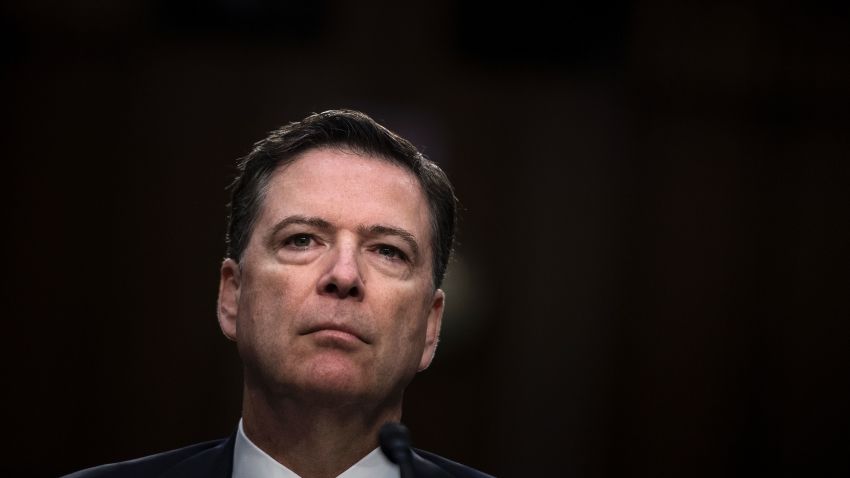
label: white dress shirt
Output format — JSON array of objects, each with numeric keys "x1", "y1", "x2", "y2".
[{"x1": 232, "y1": 419, "x2": 400, "y2": 478}]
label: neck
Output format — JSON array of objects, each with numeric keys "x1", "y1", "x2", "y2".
[{"x1": 241, "y1": 382, "x2": 403, "y2": 478}]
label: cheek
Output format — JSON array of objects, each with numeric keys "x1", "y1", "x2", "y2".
[
  {"x1": 236, "y1": 282, "x2": 299, "y2": 377},
  {"x1": 382, "y1": 292, "x2": 431, "y2": 344},
  {"x1": 237, "y1": 272, "x2": 296, "y2": 344}
]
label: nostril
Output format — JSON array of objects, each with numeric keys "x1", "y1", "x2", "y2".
[{"x1": 320, "y1": 280, "x2": 361, "y2": 299}]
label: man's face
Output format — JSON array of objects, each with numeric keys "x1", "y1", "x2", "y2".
[{"x1": 217, "y1": 147, "x2": 444, "y2": 407}]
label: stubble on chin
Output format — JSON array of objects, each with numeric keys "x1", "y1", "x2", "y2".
[{"x1": 244, "y1": 334, "x2": 380, "y2": 409}]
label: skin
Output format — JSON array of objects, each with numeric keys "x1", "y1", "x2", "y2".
[{"x1": 217, "y1": 147, "x2": 445, "y2": 478}]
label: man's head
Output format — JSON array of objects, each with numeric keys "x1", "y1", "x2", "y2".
[
  {"x1": 217, "y1": 110, "x2": 456, "y2": 409},
  {"x1": 225, "y1": 109, "x2": 456, "y2": 289}
]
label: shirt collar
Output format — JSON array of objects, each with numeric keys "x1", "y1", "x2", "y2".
[{"x1": 232, "y1": 419, "x2": 399, "y2": 478}]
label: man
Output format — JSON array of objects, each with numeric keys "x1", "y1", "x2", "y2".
[{"x1": 65, "y1": 110, "x2": 493, "y2": 478}]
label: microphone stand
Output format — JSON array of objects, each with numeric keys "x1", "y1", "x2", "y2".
[{"x1": 379, "y1": 422, "x2": 416, "y2": 478}]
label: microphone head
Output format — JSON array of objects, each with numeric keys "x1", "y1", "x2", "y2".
[{"x1": 379, "y1": 422, "x2": 413, "y2": 464}]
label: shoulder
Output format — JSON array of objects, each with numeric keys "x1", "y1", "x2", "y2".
[
  {"x1": 61, "y1": 437, "x2": 233, "y2": 478},
  {"x1": 413, "y1": 448, "x2": 496, "y2": 478}
]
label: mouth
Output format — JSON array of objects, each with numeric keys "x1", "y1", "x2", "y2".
[{"x1": 301, "y1": 323, "x2": 370, "y2": 345}]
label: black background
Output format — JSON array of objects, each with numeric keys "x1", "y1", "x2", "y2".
[{"x1": 3, "y1": 1, "x2": 849, "y2": 476}]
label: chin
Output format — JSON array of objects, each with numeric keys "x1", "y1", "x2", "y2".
[{"x1": 294, "y1": 359, "x2": 380, "y2": 404}]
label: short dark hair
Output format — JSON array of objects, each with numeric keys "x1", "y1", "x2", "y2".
[{"x1": 225, "y1": 109, "x2": 457, "y2": 288}]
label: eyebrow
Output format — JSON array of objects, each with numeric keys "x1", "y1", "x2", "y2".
[
  {"x1": 267, "y1": 215, "x2": 333, "y2": 243},
  {"x1": 266, "y1": 215, "x2": 421, "y2": 262}
]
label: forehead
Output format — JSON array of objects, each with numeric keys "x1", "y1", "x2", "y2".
[{"x1": 257, "y1": 147, "x2": 432, "y2": 244}]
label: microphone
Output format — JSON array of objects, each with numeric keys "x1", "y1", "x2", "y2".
[{"x1": 379, "y1": 422, "x2": 416, "y2": 478}]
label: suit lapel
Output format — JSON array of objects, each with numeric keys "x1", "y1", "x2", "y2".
[
  {"x1": 151, "y1": 432, "x2": 456, "y2": 478},
  {"x1": 160, "y1": 432, "x2": 236, "y2": 478}
]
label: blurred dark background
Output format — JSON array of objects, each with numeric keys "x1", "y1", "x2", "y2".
[{"x1": 3, "y1": 1, "x2": 849, "y2": 476}]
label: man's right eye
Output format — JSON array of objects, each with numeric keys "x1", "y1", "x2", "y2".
[{"x1": 284, "y1": 234, "x2": 313, "y2": 249}]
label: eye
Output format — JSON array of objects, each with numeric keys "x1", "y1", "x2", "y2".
[
  {"x1": 284, "y1": 233, "x2": 314, "y2": 249},
  {"x1": 376, "y1": 245, "x2": 407, "y2": 261}
]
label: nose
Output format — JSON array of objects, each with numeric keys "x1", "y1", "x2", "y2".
[{"x1": 316, "y1": 244, "x2": 365, "y2": 300}]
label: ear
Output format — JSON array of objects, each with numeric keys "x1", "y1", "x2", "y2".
[
  {"x1": 217, "y1": 258, "x2": 241, "y2": 341},
  {"x1": 418, "y1": 288, "x2": 445, "y2": 371}
]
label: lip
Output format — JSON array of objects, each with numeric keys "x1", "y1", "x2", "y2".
[{"x1": 301, "y1": 323, "x2": 370, "y2": 344}]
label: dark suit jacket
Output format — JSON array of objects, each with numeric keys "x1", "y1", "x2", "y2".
[{"x1": 62, "y1": 433, "x2": 494, "y2": 478}]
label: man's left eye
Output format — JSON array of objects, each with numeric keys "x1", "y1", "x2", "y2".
[{"x1": 377, "y1": 245, "x2": 405, "y2": 260}]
